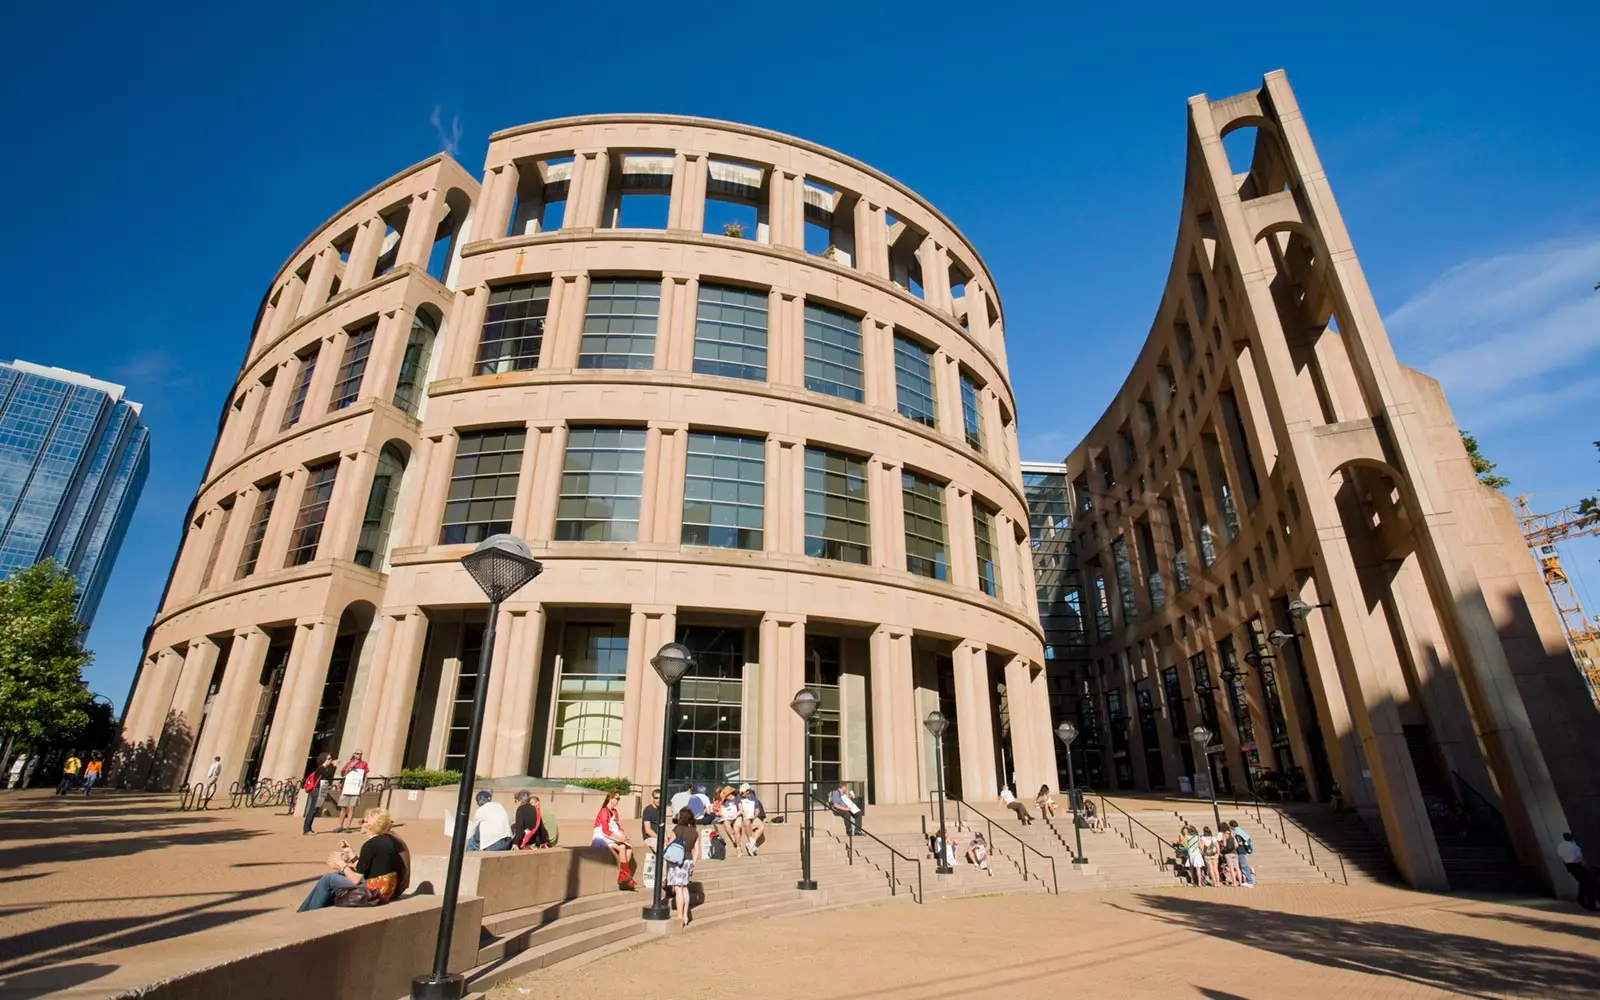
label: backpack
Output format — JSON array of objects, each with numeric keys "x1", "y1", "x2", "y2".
[
  {"x1": 664, "y1": 840, "x2": 686, "y2": 865},
  {"x1": 303, "y1": 772, "x2": 318, "y2": 792},
  {"x1": 708, "y1": 835, "x2": 726, "y2": 861},
  {"x1": 1237, "y1": 832, "x2": 1253, "y2": 854}
]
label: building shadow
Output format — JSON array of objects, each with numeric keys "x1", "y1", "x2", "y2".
[
  {"x1": 1128, "y1": 892, "x2": 1600, "y2": 997},
  {"x1": 0, "y1": 962, "x2": 119, "y2": 1000},
  {"x1": 1196, "y1": 991, "x2": 1253, "y2": 1000},
  {"x1": 1461, "y1": 908, "x2": 1600, "y2": 944},
  {"x1": 0, "y1": 823, "x2": 262, "y2": 868}
]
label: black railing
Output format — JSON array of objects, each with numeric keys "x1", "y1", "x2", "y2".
[
  {"x1": 1452, "y1": 770, "x2": 1516, "y2": 852},
  {"x1": 1222, "y1": 787, "x2": 1348, "y2": 886},
  {"x1": 1097, "y1": 795, "x2": 1179, "y2": 873},
  {"x1": 836, "y1": 822, "x2": 923, "y2": 903},
  {"x1": 941, "y1": 797, "x2": 1058, "y2": 894},
  {"x1": 926, "y1": 790, "x2": 965, "y2": 834}
]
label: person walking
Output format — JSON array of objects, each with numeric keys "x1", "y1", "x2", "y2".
[
  {"x1": 56, "y1": 754, "x2": 82, "y2": 795},
  {"x1": 1000, "y1": 786, "x2": 1034, "y2": 825},
  {"x1": 204, "y1": 756, "x2": 223, "y2": 795},
  {"x1": 664, "y1": 807, "x2": 701, "y2": 927},
  {"x1": 1228, "y1": 820, "x2": 1256, "y2": 887},
  {"x1": 1558, "y1": 832, "x2": 1597, "y2": 910},
  {"x1": 80, "y1": 755, "x2": 103, "y2": 796},
  {"x1": 334, "y1": 750, "x2": 369, "y2": 833},
  {"x1": 301, "y1": 753, "x2": 334, "y2": 835}
]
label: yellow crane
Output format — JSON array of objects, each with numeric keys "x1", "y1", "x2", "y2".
[{"x1": 1514, "y1": 495, "x2": 1600, "y2": 702}]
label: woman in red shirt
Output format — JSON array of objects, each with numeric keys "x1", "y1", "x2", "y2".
[{"x1": 591, "y1": 791, "x2": 636, "y2": 890}]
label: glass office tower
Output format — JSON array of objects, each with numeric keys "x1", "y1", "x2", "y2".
[{"x1": 0, "y1": 360, "x2": 150, "y2": 623}]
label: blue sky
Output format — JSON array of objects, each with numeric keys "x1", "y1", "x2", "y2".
[{"x1": 2, "y1": 4, "x2": 1596, "y2": 708}]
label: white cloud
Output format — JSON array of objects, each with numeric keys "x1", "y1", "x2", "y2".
[
  {"x1": 430, "y1": 106, "x2": 462, "y2": 157},
  {"x1": 1385, "y1": 236, "x2": 1600, "y2": 429}
]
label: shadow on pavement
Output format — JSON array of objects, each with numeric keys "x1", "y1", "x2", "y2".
[
  {"x1": 1128, "y1": 892, "x2": 1600, "y2": 999},
  {"x1": 0, "y1": 962, "x2": 119, "y2": 999},
  {"x1": 0, "y1": 823, "x2": 262, "y2": 868},
  {"x1": 1461, "y1": 908, "x2": 1600, "y2": 944}
]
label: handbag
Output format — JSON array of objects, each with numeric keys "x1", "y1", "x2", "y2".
[
  {"x1": 664, "y1": 840, "x2": 686, "y2": 864},
  {"x1": 332, "y1": 883, "x2": 382, "y2": 907},
  {"x1": 303, "y1": 772, "x2": 318, "y2": 793}
]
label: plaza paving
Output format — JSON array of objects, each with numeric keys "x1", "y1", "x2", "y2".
[{"x1": 2, "y1": 790, "x2": 1598, "y2": 999}]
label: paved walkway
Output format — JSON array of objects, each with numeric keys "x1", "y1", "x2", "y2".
[
  {"x1": 491, "y1": 882, "x2": 1600, "y2": 999},
  {"x1": 0, "y1": 788, "x2": 452, "y2": 992}
]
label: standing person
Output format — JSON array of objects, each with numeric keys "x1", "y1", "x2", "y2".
[
  {"x1": 1218, "y1": 824, "x2": 1241, "y2": 885},
  {"x1": 829, "y1": 782, "x2": 863, "y2": 835},
  {"x1": 335, "y1": 750, "x2": 369, "y2": 833},
  {"x1": 80, "y1": 755, "x2": 103, "y2": 796},
  {"x1": 511, "y1": 790, "x2": 549, "y2": 850},
  {"x1": 1180, "y1": 825, "x2": 1204, "y2": 886},
  {"x1": 664, "y1": 807, "x2": 701, "y2": 928},
  {"x1": 56, "y1": 754, "x2": 82, "y2": 795},
  {"x1": 1200, "y1": 825, "x2": 1222, "y2": 887},
  {"x1": 465, "y1": 790, "x2": 514, "y2": 851},
  {"x1": 1000, "y1": 786, "x2": 1034, "y2": 825},
  {"x1": 592, "y1": 790, "x2": 637, "y2": 890},
  {"x1": 1228, "y1": 820, "x2": 1255, "y2": 887},
  {"x1": 1558, "y1": 832, "x2": 1597, "y2": 910},
  {"x1": 738, "y1": 785, "x2": 765, "y2": 856},
  {"x1": 301, "y1": 754, "x2": 334, "y2": 835},
  {"x1": 204, "y1": 756, "x2": 223, "y2": 795}
]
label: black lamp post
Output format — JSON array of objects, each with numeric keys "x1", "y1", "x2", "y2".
[
  {"x1": 642, "y1": 642, "x2": 694, "y2": 921},
  {"x1": 1056, "y1": 721, "x2": 1088, "y2": 865},
  {"x1": 1190, "y1": 724, "x2": 1222, "y2": 831},
  {"x1": 413, "y1": 535, "x2": 542, "y2": 1000},
  {"x1": 791, "y1": 687, "x2": 821, "y2": 891},
  {"x1": 924, "y1": 710, "x2": 953, "y2": 875}
]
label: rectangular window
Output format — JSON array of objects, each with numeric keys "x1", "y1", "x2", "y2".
[
  {"x1": 973, "y1": 502, "x2": 999, "y2": 597},
  {"x1": 199, "y1": 499, "x2": 234, "y2": 591},
  {"x1": 804, "y1": 634, "x2": 844, "y2": 785},
  {"x1": 439, "y1": 428, "x2": 525, "y2": 545},
  {"x1": 578, "y1": 278, "x2": 659, "y2": 370},
  {"x1": 327, "y1": 322, "x2": 376, "y2": 411},
  {"x1": 555, "y1": 427, "x2": 646, "y2": 541},
  {"x1": 234, "y1": 480, "x2": 279, "y2": 579},
  {"x1": 392, "y1": 311, "x2": 438, "y2": 416},
  {"x1": 1112, "y1": 536, "x2": 1137, "y2": 624},
  {"x1": 475, "y1": 280, "x2": 550, "y2": 375},
  {"x1": 804, "y1": 447, "x2": 869, "y2": 564},
  {"x1": 803, "y1": 303, "x2": 864, "y2": 402},
  {"x1": 693, "y1": 283, "x2": 767, "y2": 381},
  {"x1": 893, "y1": 333, "x2": 937, "y2": 427},
  {"x1": 682, "y1": 432, "x2": 764, "y2": 550},
  {"x1": 279, "y1": 347, "x2": 319, "y2": 431},
  {"x1": 550, "y1": 622, "x2": 628, "y2": 759},
  {"x1": 902, "y1": 471, "x2": 948, "y2": 581},
  {"x1": 960, "y1": 372, "x2": 984, "y2": 452},
  {"x1": 671, "y1": 625, "x2": 748, "y2": 786},
  {"x1": 443, "y1": 622, "x2": 486, "y2": 773},
  {"x1": 244, "y1": 371, "x2": 274, "y2": 447},
  {"x1": 284, "y1": 460, "x2": 339, "y2": 567}
]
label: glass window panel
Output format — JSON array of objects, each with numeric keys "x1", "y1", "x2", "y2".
[
  {"x1": 803, "y1": 447, "x2": 869, "y2": 564},
  {"x1": 328, "y1": 322, "x2": 376, "y2": 411},
  {"x1": 693, "y1": 283, "x2": 767, "y2": 381},
  {"x1": 802, "y1": 303, "x2": 863, "y2": 402},
  {"x1": 578, "y1": 278, "x2": 660, "y2": 370},
  {"x1": 438, "y1": 428, "x2": 525, "y2": 544},
  {"x1": 475, "y1": 280, "x2": 551, "y2": 375},
  {"x1": 893, "y1": 333, "x2": 937, "y2": 427},
  {"x1": 555, "y1": 426, "x2": 646, "y2": 541},
  {"x1": 960, "y1": 371, "x2": 984, "y2": 452},
  {"x1": 902, "y1": 471, "x2": 948, "y2": 581},
  {"x1": 284, "y1": 460, "x2": 339, "y2": 567}
]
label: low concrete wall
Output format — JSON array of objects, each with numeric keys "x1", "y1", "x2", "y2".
[
  {"x1": 411, "y1": 846, "x2": 617, "y2": 916},
  {"x1": 46, "y1": 894, "x2": 482, "y2": 1000},
  {"x1": 384, "y1": 784, "x2": 640, "y2": 829}
]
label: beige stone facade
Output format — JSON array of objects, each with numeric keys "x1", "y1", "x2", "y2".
[
  {"x1": 118, "y1": 116, "x2": 1048, "y2": 807},
  {"x1": 1059, "y1": 71, "x2": 1600, "y2": 895}
]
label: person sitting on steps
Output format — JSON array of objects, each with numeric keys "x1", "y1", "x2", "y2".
[{"x1": 1000, "y1": 785, "x2": 1034, "y2": 825}]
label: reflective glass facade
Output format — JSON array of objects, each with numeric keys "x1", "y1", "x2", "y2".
[{"x1": 0, "y1": 360, "x2": 150, "y2": 623}]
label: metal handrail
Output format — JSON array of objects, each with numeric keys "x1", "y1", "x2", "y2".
[
  {"x1": 945, "y1": 797, "x2": 1058, "y2": 894},
  {"x1": 1223, "y1": 788, "x2": 1348, "y2": 886},
  {"x1": 1097, "y1": 795, "x2": 1179, "y2": 872},
  {"x1": 1451, "y1": 770, "x2": 1515, "y2": 851},
  {"x1": 835, "y1": 821, "x2": 923, "y2": 903},
  {"x1": 925, "y1": 790, "x2": 965, "y2": 833}
]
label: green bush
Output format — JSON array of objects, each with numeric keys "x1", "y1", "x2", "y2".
[
  {"x1": 396, "y1": 768, "x2": 462, "y2": 790},
  {"x1": 569, "y1": 777, "x2": 632, "y2": 795}
]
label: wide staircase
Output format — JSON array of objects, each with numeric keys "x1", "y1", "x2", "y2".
[{"x1": 1402, "y1": 726, "x2": 1534, "y2": 894}]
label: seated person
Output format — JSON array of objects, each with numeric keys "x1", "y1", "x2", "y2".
[
  {"x1": 690, "y1": 785, "x2": 715, "y2": 826},
  {"x1": 298, "y1": 808, "x2": 409, "y2": 911},
  {"x1": 966, "y1": 833, "x2": 992, "y2": 874},
  {"x1": 511, "y1": 789, "x2": 550, "y2": 849},
  {"x1": 466, "y1": 790, "x2": 513, "y2": 851}
]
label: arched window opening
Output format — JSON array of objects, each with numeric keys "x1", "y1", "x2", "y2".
[
  {"x1": 392, "y1": 306, "x2": 440, "y2": 416},
  {"x1": 353, "y1": 444, "x2": 409, "y2": 569}
]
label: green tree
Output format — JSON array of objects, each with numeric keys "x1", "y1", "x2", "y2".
[
  {"x1": 0, "y1": 561, "x2": 94, "y2": 750},
  {"x1": 1580, "y1": 441, "x2": 1599, "y2": 527},
  {"x1": 1461, "y1": 431, "x2": 1511, "y2": 490}
]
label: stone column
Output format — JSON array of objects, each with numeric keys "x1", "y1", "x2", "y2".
[
  {"x1": 862, "y1": 317, "x2": 893, "y2": 411},
  {"x1": 544, "y1": 272, "x2": 589, "y2": 370},
  {"x1": 934, "y1": 351, "x2": 962, "y2": 443},
  {"x1": 359, "y1": 307, "x2": 408, "y2": 409},
  {"x1": 366, "y1": 609, "x2": 429, "y2": 774},
  {"x1": 1027, "y1": 660, "x2": 1058, "y2": 793},
  {"x1": 980, "y1": 387, "x2": 1003, "y2": 466},
  {"x1": 872, "y1": 458, "x2": 906, "y2": 573},
  {"x1": 477, "y1": 164, "x2": 518, "y2": 242},
  {"x1": 564, "y1": 149, "x2": 610, "y2": 230},
  {"x1": 965, "y1": 279, "x2": 991, "y2": 342},
  {"x1": 869, "y1": 624, "x2": 917, "y2": 803},
  {"x1": 344, "y1": 216, "x2": 385, "y2": 290},
  {"x1": 643, "y1": 424, "x2": 688, "y2": 545},
  {"x1": 298, "y1": 248, "x2": 338, "y2": 318},
  {"x1": 490, "y1": 605, "x2": 548, "y2": 777},
  {"x1": 854, "y1": 200, "x2": 888, "y2": 279},
  {"x1": 124, "y1": 646, "x2": 184, "y2": 751},
  {"x1": 256, "y1": 467, "x2": 301, "y2": 572},
  {"x1": 755, "y1": 613, "x2": 806, "y2": 784},
  {"x1": 1004, "y1": 655, "x2": 1039, "y2": 795},
  {"x1": 953, "y1": 641, "x2": 998, "y2": 801},
  {"x1": 303, "y1": 334, "x2": 341, "y2": 421},
  {"x1": 920, "y1": 239, "x2": 952, "y2": 314},
  {"x1": 474, "y1": 605, "x2": 518, "y2": 768},
  {"x1": 946, "y1": 483, "x2": 977, "y2": 589},
  {"x1": 396, "y1": 190, "x2": 439, "y2": 269},
  {"x1": 191, "y1": 626, "x2": 271, "y2": 787},
  {"x1": 322, "y1": 448, "x2": 378, "y2": 564},
  {"x1": 405, "y1": 431, "x2": 457, "y2": 549},
  {"x1": 261, "y1": 616, "x2": 339, "y2": 779},
  {"x1": 526, "y1": 422, "x2": 569, "y2": 543},
  {"x1": 443, "y1": 285, "x2": 489, "y2": 379},
  {"x1": 165, "y1": 637, "x2": 221, "y2": 776},
  {"x1": 765, "y1": 436, "x2": 804, "y2": 555},
  {"x1": 620, "y1": 606, "x2": 676, "y2": 785},
  {"x1": 656, "y1": 274, "x2": 696, "y2": 371},
  {"x1": 508, "y1": 421, "x2": 542, "y2": 541}
]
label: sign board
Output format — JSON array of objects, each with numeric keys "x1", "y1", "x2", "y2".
[
  {"x1": 1178, "y1": 775, "x2": 1193, "y2": 794},
  {"x1": 1192, "y1": 772, "x2": 1213, "y2": 798}
]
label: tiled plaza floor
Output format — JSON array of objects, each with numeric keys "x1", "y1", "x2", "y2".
[{"x1": 492, "y1": 878, "x2": 1600, "y2": 1000}]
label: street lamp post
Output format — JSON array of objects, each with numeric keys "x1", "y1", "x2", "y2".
[
  {"x1": 791, "y1": 688, "x2": 821, "y2": 891},
  {"x1": 1190, "y1": 724, "x2": 1222, "y2": 831},
  {"x1": 413, "y1": 535, "x2": 542, "y2": 1000},
  {"x1": 924, "y1": 710, "x2": 953, "y2": 875},
  {"x1": 1056, "y1": 721, "x2": 1088, "y2": 865},
  {"x1": 642, "y1": 642, "x2": 695, "y2": 921}
]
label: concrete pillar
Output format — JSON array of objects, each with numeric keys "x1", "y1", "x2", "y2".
[
  {"x1": 620, "y1": 606, "x2": 676, "y2": 785},
  {"x1": 934, "y1": 351, "x2": 962, "y2": 443},
  {"x1": 508, "y1": 422, "x2": 542, "y2": 541},
  {"x1": 1004, "y1": 655, "x2": 1038, "y2": 795},
  {"x1": 260, "y1": 616, "x2": 339, "y2": 780},
  {"x1": 478, "y1": 164, "x2": 518, "y2": 242},
  {"x1": 526, "y1": 423, "x2": 569, "y2": 543},
  {"x1": 1026, "y1": 659, "x2": 1057, "y2": 794},
  {"x1": 190, "y1": 627, "x2": 271, "y2": 787},
  {"x1": 862, "y1": 317, "x2": 893, "y2": 411},
  {"x1": 322, "y1": 448, "x2": 378, "y2": 564},
  {"x1": 124, "y1": 646, "x2": 184, "y2": 750},
  {"x1": 408, "y1": 431, "x2": 457, "y2": 548},
  {"x1": 756, "y1": 613, "x2": 807, "y2": 784},
  {"x1": 656, "y1": 274, "x2": 696, "y2": 371},
  {"x1": 490, "y1": 605, "x2": 548, "y2": 777},
  {"x1": 763, "y1": 436, "x2": 803, "y2": 555},
  {"x1": 565, "y1": 149, "x2": 609, "y2": 230},
  {"x1": 442, "y1": 285, "x2": 488, "y2": 379},
  {"x1": 979, "y1": 387, "x2": 1003, "y2": 465},
  {"x1": 256, "y1": 467, "x2": 300, "y2": 571},
  {"x1": 360, "y1": 307, "x2": 408, "y2": 409},
  {"x1": 343, "y1": 216, "x2": 385, "y2": 290},
  {"x1": 855, "y1": 200, "x2": 888, "y2": 279},
  {"x1": 954, "y1": 642, "x2": 998, "y2": 801},
  {"x1": 869, "y1": 624, "x2": 917, "y2": 803},
  {"x1": 397, "y1": 190, "x2": 439, "y2": 269},
  {"x1": 366, "y1": 609, "x2": 429, "y2": 774},
  {"x1": 544, "y1": 273, "x2": 589, "y2": 369},
  {"x1": 921, "y1": 239, "x2": 952, "y2": 314},
  {"x1": 474, "y1": 604, "x2": 518, "y2": 769},
  {"x1": 299, "y1": 248, "x2": 338, "y2": 318},
  {"x1": 946, "y1": 484, "x2": 977, "y2": 589},
  {"x1": 167, "y1": 637, "x2": 221, "y2": 768},
  {"x1": 302, "y1": 334, "x2": 340, "y2": 421}
]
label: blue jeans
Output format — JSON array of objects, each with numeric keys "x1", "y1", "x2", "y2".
[
  {"x1": 467, "y1": 833, "x2": 511, "y2": 852},
  {"x1": 298, "y1": 870, "x2": 358, "y2": 911},
  {"x1": 1238, "y1": 851, "x2": 1254, "y2": 885},
  {"x1": 301, "y1": 786, "x2": 323, "y2": 834}
]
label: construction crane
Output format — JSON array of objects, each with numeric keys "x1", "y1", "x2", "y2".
[{"x1": 1514, "y1": 495, "x2": 1600, "y2": 701}]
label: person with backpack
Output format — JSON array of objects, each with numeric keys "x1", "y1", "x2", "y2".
[
  {"x1": 301, "y1": 753, "x2": 335, "y2": 835},
  {"x1": 664, "y1": 807, "x2": 701, "y2": 927},
  {"x1": 1229, "y1": 819, "x2": 1255, "y2": 887}
]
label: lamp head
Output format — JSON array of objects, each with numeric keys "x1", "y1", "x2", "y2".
[
  {"x1": 459, "y1": 534, "x2": 543, "y2": 602},
  {"x1": 1056, "y1": 720, "x2": 1078, "y2": 747},
  {"x1": 1268, "y1": 629, "x2": 1295, "y2": 648},
  {"x1": 1191, "y1": 725, "x2": 1213, "y2": 746},
  {"x1": 1288, "y1": 599, "x2": 1313, "y2": 621},
  {"x1": 1243, "y1": 650, "x2": 1267, "y2": 668},
  {"x1": 923, "y1": 710, "x2": 949, "y2": 739},
  {"x1": 650, "y1": 642, "x2": 695, "y2": 685},
  {"x1": 790, "y1": 687, "x2": 822, "y2": 722}
]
